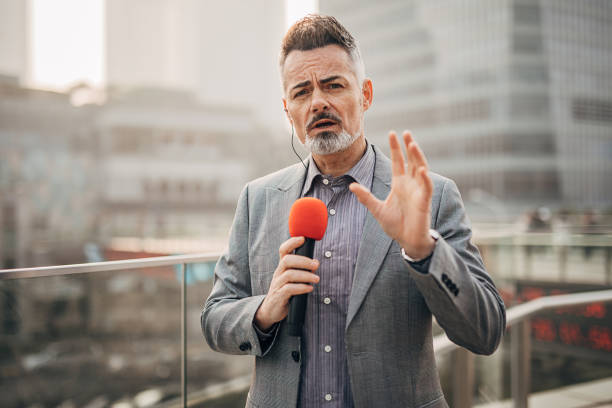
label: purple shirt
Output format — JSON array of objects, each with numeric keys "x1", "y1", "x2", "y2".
[{"x1": 297, "y1": 143, "x2": 375, "y2": 407}]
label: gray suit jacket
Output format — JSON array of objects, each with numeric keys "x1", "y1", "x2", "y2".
[{"x1": 202, "y1": 145, "x2": 506, "y2": 408}]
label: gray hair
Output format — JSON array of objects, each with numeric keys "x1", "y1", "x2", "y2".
[{"x1": 279, "y1": 14, "x2": 366, "y2": 87}]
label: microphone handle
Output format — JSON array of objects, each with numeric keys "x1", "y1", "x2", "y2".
[{"x1": 286, "y1": 237, "x2": 316, "y2": 337}]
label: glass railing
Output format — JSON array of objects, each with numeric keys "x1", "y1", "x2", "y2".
[
  {"x1": 2, "y1": 232, "x2": 612, "y2": 407},
  {"x1": 0, "y1": 254, "x2": 253, "y2": 408},
  {"x1": 438, "y1": 231, "x2": 612, "y2": 407},
  {"x1": 435, "y1": 289, "x2": 612, "y2": 407}
]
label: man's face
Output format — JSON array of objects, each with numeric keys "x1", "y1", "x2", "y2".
[{"x1": 282, "y1": 45, "x2": 372, "y2": 155}]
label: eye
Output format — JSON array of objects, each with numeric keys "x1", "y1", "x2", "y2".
[
  {"x1": 293, "y1": 89, "x2": 309, "y2": 98},
  {"x1": 328, "y1": 83, "x2": 343, "y2": 89}
]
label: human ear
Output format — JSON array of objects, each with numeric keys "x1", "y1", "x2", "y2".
[
  {"x1": 361, "y1": 79, "x2": 373, "y2": 111},
  {"x1": 282, "y1": 99, "x2": 293, "y2": 124}
]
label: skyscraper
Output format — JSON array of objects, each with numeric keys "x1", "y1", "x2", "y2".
[
  {"x1": 320, "y1": 0, "x2": 612, "y2": 218},
  {"x1": 0, "y1": 0, "x2": 28, "y2": 83},
  {"x1": 105, "y1": 0, "x2": 288, "y2": 134}
]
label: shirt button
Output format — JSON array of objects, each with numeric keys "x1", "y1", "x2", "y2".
[
  {"x1": 329, "y1": 208, "x2": 336, "y2": 215},
  {"x1": 323, "y1": 297, "x2": 331, "y2": 305},
  {"x1": 324, "y1": 251, "x2": 332, "y2": 258},
  {"x1": 325, "y1": 394, "x2": 333, "y2": 401},
  {"x1": 324, "y1": 345, "x2": 332, "y2": 353},
  {"x1": 322, "y1": 178, "x2": 329, "y2": 185}
]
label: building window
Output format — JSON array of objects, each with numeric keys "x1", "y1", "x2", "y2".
[
  {"x1": 112, "y1": 126, "x2": 149, "y2": 153},
  {"x1": 159, "y1": 180, "x2": 168, "y2": 196},
  {"x1": 511, "y1": 64, "x2": 549, "y2": 83},
  {"x1": 510, "y1": 94, "x2": 550, "y2": 118},
  {"x1": 162, "y1": 131, "x2": 174, "y2": 144},
  {"x1": 512, "y1": 32, "x2": 543, "y2": 54},
  {"x1": 502, "y1": 133, "x2": 556, "y2": 155},
  {"x1": 178, "y1": 181, "x2": 186, "y2": 195},
  {"x1": 503, "y1": 171, "x2": 560, "y2": 199},
  {"x1": 514, "y1": 4, "x2": 541, "y2": 26},
  {"x1": 572, "y1": 98, "x2": 612, "y2": 124},
  {"x1": 183, "y1": 132, "x2": 195, "y2": 145}
]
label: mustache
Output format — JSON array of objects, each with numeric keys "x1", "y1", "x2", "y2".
[{"x1": 307, "y1": 112, "x2": 342, "y2": 130}]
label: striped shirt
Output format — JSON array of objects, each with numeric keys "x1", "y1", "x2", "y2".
[{"x1": 298, "y1": 143, "x2": 375, "y2": 408}]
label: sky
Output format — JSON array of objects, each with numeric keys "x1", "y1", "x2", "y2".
[
  {"x1": 30, "y1": 0, "x2": 105, "y2": 90},
  {"x1": 286, "y1": 0, "x2": 318, "y2": 29},
  {"x1": 30, "y1": 0, "x2": 318, "y2": 91}
]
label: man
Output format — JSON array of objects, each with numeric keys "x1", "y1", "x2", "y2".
[{"x1": 202, "y1": 15, "x2": 506, "y2": 408}]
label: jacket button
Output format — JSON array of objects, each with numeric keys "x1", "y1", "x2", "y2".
[
  {"x1": 239, "y1": 342, "x2": 251, "y2": 351},
  {"x1": 291, "y1": 351, "x2": 300, "y2": 363}
]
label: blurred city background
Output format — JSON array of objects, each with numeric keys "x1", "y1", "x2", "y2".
[{"x1": 0, "y1": 0, "x2": 611, "y2": 407}]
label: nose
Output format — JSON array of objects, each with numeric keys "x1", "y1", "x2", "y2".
[{"x1": 310, "y1": 87, "x2": 329, "y2": 113}]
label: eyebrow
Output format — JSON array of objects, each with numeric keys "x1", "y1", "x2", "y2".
[
  {"x1": 320, "y1": 75, "x2": 342, "y2": 84},
  {"x1": 290, "y1": 80, "x2": 311, "y2": 92},
  {"x1": 289, "y1": 75, "x2": 344, "y2": 92}
]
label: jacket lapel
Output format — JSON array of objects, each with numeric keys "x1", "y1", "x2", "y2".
[
  {"x1": 346, "y1": 146, "x2": 393, "y2": 330},
  {"x1": 265, "y1": 161, "x2": 309, "y2": 251}
]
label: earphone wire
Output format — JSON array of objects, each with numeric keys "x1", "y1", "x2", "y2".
[{"x1": 290, "y1": 124, "x2": 307, "y2": 170}]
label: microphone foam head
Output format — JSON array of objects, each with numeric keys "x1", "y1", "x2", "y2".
[{"x1": 288, "y1": 197, "x2": 328, "y2": 240}]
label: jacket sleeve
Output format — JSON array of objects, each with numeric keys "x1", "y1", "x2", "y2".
[
  {"x1": 201, "y1": 184, "x2": 279, "y2": 357},
  {"x1": 406, "y1": 179, "x2": 506, "y2": 355}
]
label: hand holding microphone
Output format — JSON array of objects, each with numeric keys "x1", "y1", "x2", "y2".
[{"x1": 254, "y1": 198, "x2": 328, "y2": 335}]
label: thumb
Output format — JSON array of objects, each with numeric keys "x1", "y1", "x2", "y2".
[{"x1": 349, "y1": 182, "x2": 383, "y2": 216}]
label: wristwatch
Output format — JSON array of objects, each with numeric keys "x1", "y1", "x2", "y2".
[{"x1": 400, "y1": 229, "x2": 440, "y2": 263}]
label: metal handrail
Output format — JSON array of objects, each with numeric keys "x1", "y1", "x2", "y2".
[
  {"x1": 473, "y1": 232, "x2": 612, "y2": 247},
  {"x1": 3, "y1": 253, "x2": 611, "y2": 350},
  {"x1": 0, "y1": 252, "x2": 221, "y2": 279},
  {"x1": 433, "y1": 289, "x2": 612, "y2": 356}
]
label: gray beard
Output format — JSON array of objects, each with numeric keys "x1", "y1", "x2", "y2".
[{"x1": 304, "y1": 129, "x2": 359, "y2": 155}]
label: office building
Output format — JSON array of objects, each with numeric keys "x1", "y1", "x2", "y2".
[
  {"x1": 0, "y1": 0, "x2": 28, "y2": 83},
  {"x1": 320, "y1": 0, "x2": 612, "y2": 218},
  {"x1": 105, "y1": 0, "x2": 288, "y2": 135}
]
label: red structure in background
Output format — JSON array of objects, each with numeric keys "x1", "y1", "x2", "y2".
[{"x1": 514, "y1": 281, "x2": 612, "y2": 356}]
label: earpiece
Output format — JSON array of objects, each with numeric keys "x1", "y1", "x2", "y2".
[
  {"x1": 289, "y1": 120, "x2": 306, "y2": 170},
  {"x1": 284, "y1": 108, "x2": 293, "y2": 124}
]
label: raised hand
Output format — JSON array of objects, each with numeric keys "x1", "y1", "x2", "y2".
[{"x1": 349, "y1": 130, "x2": 435, "y2": 260}]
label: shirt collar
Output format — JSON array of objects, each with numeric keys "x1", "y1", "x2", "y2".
[{"x1": 301, "y1": 140, "x2": 375, "y2": 196}]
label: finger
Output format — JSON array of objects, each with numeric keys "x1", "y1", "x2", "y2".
[
  {"x1": 402, "y1": 130, "x2": 417, "y2": 176},
  {"x1": 349, "y1": 182, "x2": 383, "y2": 217},
  {"x1": 282, "y1": 283, "x2": 315, "y2": 298},
  {"x1": 280, "y1": 255, "x2": 319, "y2": 273},
  {"x1": 388, "y1": 131, "x2": 406, "y2": 177},
  {"x1": 404, "y1": 132, "x2": 428, "y2": 175},
  {"x1": 280, "y1": 269, "x2": 320, "y2": 285},
  {"x1": 279, "y1": 236, "x2": 305, "y2": 258},
  {"x1": 411, "y1": 142, "x2": 428, "y2": 169},
  {"x1": 418, "y1": 166, "x2": 433, "y2": 198}
]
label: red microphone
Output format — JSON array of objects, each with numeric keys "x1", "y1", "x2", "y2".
[{"x1": 286, "y1": 197, "x2": 328, "y2": 337}]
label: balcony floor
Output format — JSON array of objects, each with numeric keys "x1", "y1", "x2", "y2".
[{"x1": 476, "y1": 376, "x2": 612, "y2": 408}]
